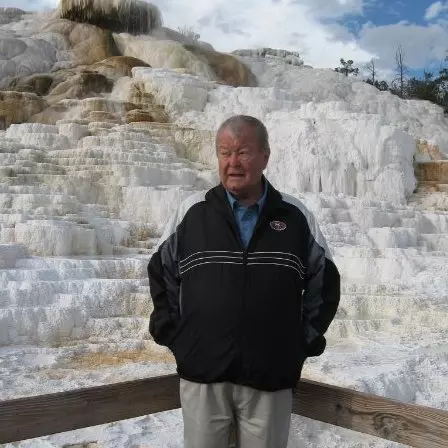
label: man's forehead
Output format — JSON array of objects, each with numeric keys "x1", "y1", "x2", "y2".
[{"x1": 217, "y1": 126, "x2": 257, "y2": 144}]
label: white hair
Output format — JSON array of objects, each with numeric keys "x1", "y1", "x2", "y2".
[{"x1": 216, "y1": 115, "x2": 271, "y2": 154}]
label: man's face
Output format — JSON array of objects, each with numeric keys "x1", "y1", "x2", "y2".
[{"x1": 216, "y1": 125, "x2": 270, "y2": 199}]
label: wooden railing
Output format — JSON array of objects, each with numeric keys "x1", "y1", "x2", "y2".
[{"x1": 1, "y1": 374, "x2": 447, "y2": 447}]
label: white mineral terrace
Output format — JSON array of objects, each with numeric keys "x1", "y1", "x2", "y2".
[
  {"x1": 0, "y1": 5, "x2": 448, "y2": 447},
  {"x1": 1, "y1": 116, "x2": 447, "y2": 447}
]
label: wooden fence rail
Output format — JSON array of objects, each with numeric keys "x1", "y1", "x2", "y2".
[{"x1": 0, "y1": 374, "x2": 447, "y2": 447}]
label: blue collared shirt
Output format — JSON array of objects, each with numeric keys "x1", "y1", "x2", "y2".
[{"x1": 226, "y1": 180, "x2": 268, "y2": 248}]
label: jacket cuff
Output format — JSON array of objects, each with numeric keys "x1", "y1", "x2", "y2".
[{"x1": 305, "y1": 335, "x2": 326, "y2": 357}]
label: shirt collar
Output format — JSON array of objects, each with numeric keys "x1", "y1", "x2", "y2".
[{"x1": 226, "y1": 177, "x2": 268, "y2": 211}]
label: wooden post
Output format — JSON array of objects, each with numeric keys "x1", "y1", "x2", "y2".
[{"x1": 293, "y1": 380, "x2": 448, "y2": 448}]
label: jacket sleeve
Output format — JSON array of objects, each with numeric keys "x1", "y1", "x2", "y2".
[
  {"x1": 148, "y1": 213, "x2": 181, "y2": 349},
  {"x1": 302, "y1": 214, "x2": 340, "y2": 357}
]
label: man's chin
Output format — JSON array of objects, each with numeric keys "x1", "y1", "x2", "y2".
[
  {"x1": 224, "y1": 180, "x2": 239, "y2": 189},
  {"x1": 226, "y1": 185, "x2": 249, "y2": 200},
  {"x1": 226, "y1": 178, "x2": 243, "y2": 188}
]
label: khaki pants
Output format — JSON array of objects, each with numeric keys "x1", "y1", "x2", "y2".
[{"x1": 180, "y1": 379, "x2": 292, "y2": 448}]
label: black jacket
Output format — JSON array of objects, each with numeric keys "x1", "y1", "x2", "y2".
[{"x1": 148, "y1": 180, "x2": 340, "y2": 391}]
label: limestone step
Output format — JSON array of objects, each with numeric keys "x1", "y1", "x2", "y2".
[
  {"x1": 0, "y1": 285, "x2": 67, "y2": 308},
  {"x1": 414, "y1": 161, "x2": 448, "y2": 183},
  {"x1": 0, "y1": 280, "x2": 146, "y2": 321},
  {"x1": 137, "y1": 284, "x2": 150, "y2": 293},
  {"x1": 78, "y1": 134, "x2": 176, "y2": 147},
  {"x1": 5, "y1": 124, "x2": 60, "y2": 139},
  {"x1": 0, "y1": 185, "x2": 53, "y2": 194},
  {"x1": 419, "y1": 233, "x2": 448, "y2": 251},
  {"x1": 0, "y1": 288, "x2": 56, "y2": 308},
  {"x1": 0, "y1": 210, "x2": 85, "y2": 222},
  {"x1": 124, "y1": 121, "x2": 179, "y2": 131},
  {"x1": 415, "y1": 181, "x2": 448, "y2": 193},
  {"x1": 13, "y1": 133, "x2": 71, "y2": 151},
  {"x1": 0, "y1": 214, "x2": 97, "y2": 230},
  {"x1": 51, "y1": 291, "x2": 151, "y2": 319},
  {"x1": 75, "y1": 142, "x2": 177, "y2": 155},
  {"x1": 341, "y1": 282, "x2": 412, "y2": 295},
  {"x1": 0, "y1": 268, "x2": 60, "y2": 286},
  {"x1": 328, "y1": 318, "x2": 397, "y2": 338},
  {"x1": 51, "y1": 153, "x2": 176, "y2": 165},
  {"x1": 83, "y1": 317, "x2": 150, "y2": 341},
  {"x1": 332, "y1": 246, "x2": 381, "y2": 258},
  {"x1": 15, "y1": 257, "x2": 148, "y2": 276},
  {"x1": 336, "y1": 293, "x2": 429, "y2": 319},
  {"x1": 60, "y1": 161, "x2": 191, "y2": 171},
  {"x1": 0, "y1": 305, "x2": 86, "y2": 345},
  {"x1": 0, "y1": 140, "x2": 23, "y2": 153},
  {"x1": 3, "y1": 173, "x2": 111, "y2": 186},
  {"x1": 409, "y1": 191, "x2": 448, "y2": 211},
  {"x1": 321, "y1": 223, "x2": 363, "y2": 245},
  {"x1": 0, "y1": 154, "x2": 18, "y2": 164},
  {"x1": 90, "y1": 128, "x2": 176, "y2": 144},
  {"x1": 0, "y1": 212, "x2": 27, "y2": 224},
  {"x1": 0, "y1": 278, "x2": 143, "y2": 296},
  {"x1": 3, "y1": 166, "x2": 201, "y2": 186},
  {"x1": 328, "y1": 311, "x2": 448, "y2": 340}
]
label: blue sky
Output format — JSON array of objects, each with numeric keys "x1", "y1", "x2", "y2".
[
  {"x1": 353, "y1": 1, "x2": 430, "y2": 28},
  {"x1": 2, "y1": 0, "x2": 448, "y2": 81},
  {"x1": 335, "y1": 0, "x2": 448, "y2": 78}
]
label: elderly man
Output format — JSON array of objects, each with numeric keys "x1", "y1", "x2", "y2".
[{"x1": 148, "y1": 115, "x2": 340, "y2": 448}]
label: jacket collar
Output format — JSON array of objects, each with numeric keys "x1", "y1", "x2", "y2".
[
  {"x1": 206, "y1": 175, "x2": 285, "y2": 218},
  {"x1": 225, "y1": 177, "x2": 268, "y2": 211}
]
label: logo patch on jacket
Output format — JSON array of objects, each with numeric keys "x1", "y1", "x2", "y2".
[{"x1": 270, "y1": 220, "x2": 287, "y2": 231}]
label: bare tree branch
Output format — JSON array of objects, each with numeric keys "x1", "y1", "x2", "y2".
[
  {"x1": 393, "y1": 45, "x2": 409, "y2": 98},
  {"x1": 364, "y1": 59, "x2": 378, "y2": 84}
]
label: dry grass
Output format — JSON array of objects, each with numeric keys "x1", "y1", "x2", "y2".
[{"x1": 67, "y1": 348, "x2": 175, "y2": 369}]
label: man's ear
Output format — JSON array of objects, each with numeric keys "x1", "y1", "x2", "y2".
[{"x1": 263, "y1": 151, "x2": 270, "y2": 167}]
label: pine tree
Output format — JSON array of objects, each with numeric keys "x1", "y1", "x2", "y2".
[
  {"x1": 335, "y1": 58, "x2": 359, "y2": 77},
  {"x1": 407, "y1": 72, "x2": 439, "y2": 103}
]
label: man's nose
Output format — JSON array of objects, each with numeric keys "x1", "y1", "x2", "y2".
[{"x1": 228, "y1": 152, "x2": 240, "y2": 166}]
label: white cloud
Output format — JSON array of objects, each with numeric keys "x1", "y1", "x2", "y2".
[
  {"x1": 0, "y1": 0, "x2": 377, "y2": 68},
  {"x1": 425, "y1": 1, "x2": 448, "y2": 21},
  {"x1": 0, "y1": 0, "x2": 55, "y2": 11},
  {"x1": 0, "y1": 0, "x2": 56, "y2": 11},
  {"x1": 290, "y1": 0, "x2": 365, "y2": 19},
  {"x1": 1, "y1": 0, "x2": 369, "y2": 65},
  {"x1": 3, "y1": 0, "x2": 447, "y2": 76},
  {"x1": 148, "y1": 0, "x2": 375, "y2": 69},
  {"x1": 359, "y1": 21, "x2": 448, "y2": 72}
]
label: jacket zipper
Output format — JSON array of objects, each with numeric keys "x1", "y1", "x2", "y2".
[
  {"x1": 223, "y1": 199, "x2": 275, "y2": 376},
  {"x1": 224, "y1": 208, "x2": 249, "y2": 376},
  {"x1": 239, "y1": 209, "x2": 272, "y2": 375}
]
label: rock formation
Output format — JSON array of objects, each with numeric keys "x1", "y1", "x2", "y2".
[
  {"x1": 0, "y1": 2, "x2": 448, "y2": 447},
  {"x1": 56, "y1": 0, "x2": 162, "y2": 35}
]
